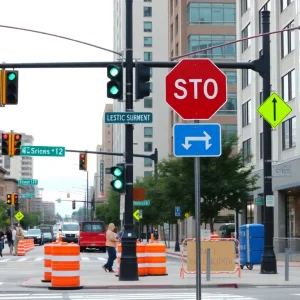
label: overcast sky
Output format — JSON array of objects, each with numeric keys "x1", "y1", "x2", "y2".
[{"x1": 0, "y1": 0, "x2": 114, "y2": 216}]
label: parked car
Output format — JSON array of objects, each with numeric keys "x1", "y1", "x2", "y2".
[
  {"x1": 24, "y1": 229, "x2": 44, "y2": 245},
  {"x1": 43, "y1": 232, "x2": 53, "y2": 243}
]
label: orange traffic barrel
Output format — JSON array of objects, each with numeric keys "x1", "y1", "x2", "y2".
[
  {"x1": 211, "y1": 231, "x2": 219, "y2": 239},
  {"x1": 17, "y1": 240, "x2": 25, "y2": 256},
  {"x1": 146, "y1": 243, "x2": 167, "y2": 276},
  {"x1": 49, "y1": 242, "x2": 83, "y2": 290},
  {"x1": 116, "y1": 241, "x2": 146, "y2": 276},
  {"x1": 41, "y1": 243, "x2": 52, "y2": 283}
]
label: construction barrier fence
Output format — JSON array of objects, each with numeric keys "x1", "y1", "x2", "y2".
[{"x1": 180, "y1": 237, "x2": 241, "y2": 279}]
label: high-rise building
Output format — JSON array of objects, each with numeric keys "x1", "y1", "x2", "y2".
[
  {"x1": 0, "y1": 131, "x2": 34, "y2": 179},
  {"x1": 112, "y1": 0, "x2": 169, "y2": 180},
  {"x1": 167, "y1": 0, "x2": 237, "y2": 239},
  {"x1": 168, "y1": 0, "x2": 237, "y2": 154},
  {"x1": 237, "y1": 0, "x2": 299, "y2": 240},
  {"x1": 42, "y1": 201, "x2": 55, "y2": 218}
]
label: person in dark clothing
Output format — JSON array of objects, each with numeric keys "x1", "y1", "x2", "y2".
[
  {"x1": 0, "y1": 230, "x2": 4, "y2": 257},
  {"x1": 5, "y1": 226, "x2": 13, "y2": 254}
]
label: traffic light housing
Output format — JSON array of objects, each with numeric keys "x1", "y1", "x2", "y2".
[
  {"x1": 79, "y1": 153, "x2": 87, "y2": 171},
  {"x1": 135, "y1": 63, "x2": 151, "y2": 100},
  {"x1": 6, "y1": 194, "x2": 12, "y2": 205},
  {"x1": 110, "y1": 163, "x2": 126, "y2": 193},
  {"x1": 0, "y1": 70, "x2": 19, "y2": 105},
  {"x1": 107, "y1": 64, "x2": 123, "y2": 100},
  {"x1": 11, "y1": 133, "x2": 22, "y2": 156},
  {"x1": 13, "y1": 193, "x2": 19, "y2": 207},
  {"x1": 72, "y1": 200, "x2": 76, "y2": 210},
  {"x1": 1, "y1": 133, "x2": 11, "y2": 155}
]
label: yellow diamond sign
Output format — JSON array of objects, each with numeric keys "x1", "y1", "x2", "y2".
[
  {"x1": 15, "y1": 211, "x2": 24, "y2": 221},
  {"x1": 257, "y1": 93, "x2": 292, "y2": 128}
]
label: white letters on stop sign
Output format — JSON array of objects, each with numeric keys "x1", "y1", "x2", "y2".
[{"x1": 174, "y1": 78, "x2": 218, "y2": 100}]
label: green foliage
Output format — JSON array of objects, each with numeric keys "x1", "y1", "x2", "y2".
[
  {"x1": 72, "y1": 207, "x2": 84, "y2": 221},
  {"x1": 0, "y1": 202, "x2": 10, "y2": 229},
  {"x1": 134, "y1": 133, "x2": 259, "y2": 230},
  {"x1": 95, "y1": 188, "x2": 120, "y2": 227},
  {"x1": 20, "y1": 211, "x2": 41, "y2": 229}
]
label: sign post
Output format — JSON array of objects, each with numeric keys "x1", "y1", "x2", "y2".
[{"x1": 166, "y1": 58, "x2": 227, "y2": 300}]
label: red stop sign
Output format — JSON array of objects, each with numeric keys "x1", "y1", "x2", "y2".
[{"x1": 165, "y1": 59, "x2": 227, "y2": 120}]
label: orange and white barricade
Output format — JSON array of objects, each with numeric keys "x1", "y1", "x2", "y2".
[
  {"x1": 49, "y1": 242, "x2": 82, "y2": 290},
  {"x1": 180, "y1": 237, "x2": 241, "y2": 279},
  {"x1": 146, "y1": 242, "x2": 167, "y2": 276},
  {"x1": 17, "y1": 240, "x2": 25, "y2": 256},
  {"x1": 42, "y1": 243, "x2": 52, "y2": 283}
]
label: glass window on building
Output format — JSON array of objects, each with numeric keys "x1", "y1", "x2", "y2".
[
  {"x1": 187, "y1": 2, "x2": 236, "y2": 26},
  {"x1": 224, "y1": 71, "x2": 237, "y2": 85},
  {"x1": 187, "y1": 35, "x2": 236, "y2": 59},
  {"x1": 282, "y1": 117, "x2": 296, "y2": 150},
  {"x1": 241, "y1": 0, "x2": 250, "y2": 15},
  {"x1": 144, "y1": 52, "x2": 152, "y2": 61},
  {"x1": 144, "y1": 142, "x2": 152, "y2": 152},
  {"x1": 144, "y1": 7, "x2": 152, "y2": 17},
  {"x1": 282, "y1": 69, "x2": 296, "y2": 102},
  {"x1": 144, "y1": 127, "x2": 153, "y2": 138},
  {"x1": 216, "y1": 93, "x2": 237, "y2": 115},
  {"x1": 4, "y1": 156, "x2": 10, "y2": 169},
  {"x1": 241, "y1": 23, "x2": 251, "y2": 52},
  {"x1": 246, "y1": 198, "x2": 254, "y2": 224},
  {"x1": 144, "y1": 21, "x2": 152, "y2": 32},
  {"x1": 144, "y1": 158, "x2": 153, "y2": 167},
  {"x1": 222, "y1": 125, "x2": 237, "y2": 138},
  {"x1": 281, "y1": 0, "x2": 294, "y2": 12},
  {"x1": 242, "y1": 139, "x2": 251, "y2": 164},
  {"x1": 282, "y1": 20, "x2": 295, "y2": 58},
  {"x1": 144, "y1": 171, "x2": 152, "y2": 177},
  {"x1": 144, "y1": 37, "x2": 152, "y2": 47},
  {"x1": 242, "y1": 100, "x2": 252, "y2": 127},
  {"x1": 144, "y1": 97, "x2": 153, "y2": 108}
]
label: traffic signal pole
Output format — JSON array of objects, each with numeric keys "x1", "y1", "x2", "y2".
[{"x1": 118, "y1": 0, "x2": 138, "y2": 281}]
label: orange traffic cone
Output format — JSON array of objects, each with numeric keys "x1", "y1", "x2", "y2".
[{"x1": 210, "y1": 231, "x2": 219, "y2": 239}]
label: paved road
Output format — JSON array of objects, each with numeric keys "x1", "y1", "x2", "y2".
[{"x1": 1, "y1": 288, "x2": 300, "y2": 299}]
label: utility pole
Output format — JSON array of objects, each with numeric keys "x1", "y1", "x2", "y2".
[
  {"x1": 260, "y1": 10, "x2": 277, "y2": 274},
  {"x1": 119, "y1": 0, "x2": 138, "y2": 281},
  {"x1": 86, "y1": 171, "x2": 89, "y2": 222}
]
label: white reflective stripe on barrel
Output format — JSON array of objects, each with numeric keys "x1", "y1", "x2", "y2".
[
  {"x1": 52, "y1": 271, "x2": 80, "y2": 277},
  {"x1": 44, "y1": 255, "x2": 52, "y2": 260},
  {"x1": 147, "y1": 253, "x2": 166, "y2": 257},
  {"x1": 51, "y1": 256, "x2": 81, "y2": 261},
  {"x1": 147, "y1": 263, "x2": 166, "y2": 267},
  {"x1": 137, "y1": 253, "x2": 146, "y2": 257},
  {"x1": 138, "y1": 263, "x2": 147, "y2": 268},
  {"x1": 44, "y1": 267, "x2": 51, "y2": 272}
]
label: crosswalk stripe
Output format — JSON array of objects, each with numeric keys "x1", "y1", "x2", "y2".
[
  {"x1": 17, "y1": 257, "x2": 29, "y2": 262},
  {"x1": 0, "y1": 259, "x2": 10, "y2": 262},
  {"x1": 68, "y1": 293, "x2": 258, "y2": 300},
  {"x1": 0, "y1": 282, "x2": 3, "y2": 286},
  {"x1": 34, "y1": 257, "x2": 44, "y2": 261},
  {"x1": 97, "y1": 257, "x2": 106, "y2": 261}
]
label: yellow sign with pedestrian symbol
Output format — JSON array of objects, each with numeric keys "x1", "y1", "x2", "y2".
[
  {"x1": 15, "y1": 211, "x2": 24, "y2": 221},
  {"x1": 133, "y1": 210, "x2": 142, "y2": 220},
  {"x1": 257, "y1": 93, "x2": 292, "y2": 128}
]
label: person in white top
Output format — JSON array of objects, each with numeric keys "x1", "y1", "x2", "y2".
[{"x1": 12, "y1": 226, "x2": 17, "y2": 256}]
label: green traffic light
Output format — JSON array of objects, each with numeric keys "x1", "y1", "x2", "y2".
[
  {"x1": 109, "y1": 86, "x2": 119, "y2": 95},
  {"x1": 109, "y1": 67, "x2": 119, "y2": 77},
  {"x1": 113, "y1": 167, "x2": 123, "y2": 177},
  {"x1": 113, "y1": 179, "x2": 123, "y2": 190},
  {"x1": 7, "y1": 73, "x2": 16, "y2": 81}
]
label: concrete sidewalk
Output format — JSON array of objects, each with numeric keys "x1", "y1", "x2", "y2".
[{"x1": 20, "y1": 240, "x2": 300, "y2": 290}]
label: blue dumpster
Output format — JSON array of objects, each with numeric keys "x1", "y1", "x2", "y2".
[{"x1": 239, "y1": 224, "x2": 264, "y2": 270}]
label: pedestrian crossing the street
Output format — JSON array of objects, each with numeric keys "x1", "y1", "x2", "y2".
[{"x1": 0, "y1": 256, "x2": 107, "y2": 263}]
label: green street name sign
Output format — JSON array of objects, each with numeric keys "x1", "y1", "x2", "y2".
[
  {"x1": 19, "y1": 193, "x2": 35, "y2": 199},
  {"x1": 18, "y1": 179, "x2": 38, "y2": 186},
  {"x1": 21, "y1": 146, "x2": 66, "y2": 157},
  {"x1": 105, "y1": 112, "x2": 153, "y2": 124},
  {"x1": 254, "y1": 197, "x2": 264, "y2": 206},
  {"x1": 133, "y1": 200, "x2": 150, "y2": 206}
]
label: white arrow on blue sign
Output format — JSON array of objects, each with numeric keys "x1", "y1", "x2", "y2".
[
  {"x1": 173, "y1": 123, "x2": 222, "y2": 157},
  {"x1": 175, "y1": 206, "x2": 180, "y2": 217}
]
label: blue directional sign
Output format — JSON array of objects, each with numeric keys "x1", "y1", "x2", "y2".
[
  {"x1": 175, "y1": 206, "x2": 180, "y2": 217},
  {"x1": 173, "y1": 123, "x2": 222, "y2": 157},
  {"x1": 139, "y1": 209, "x2": 143, "y2": 217}
]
